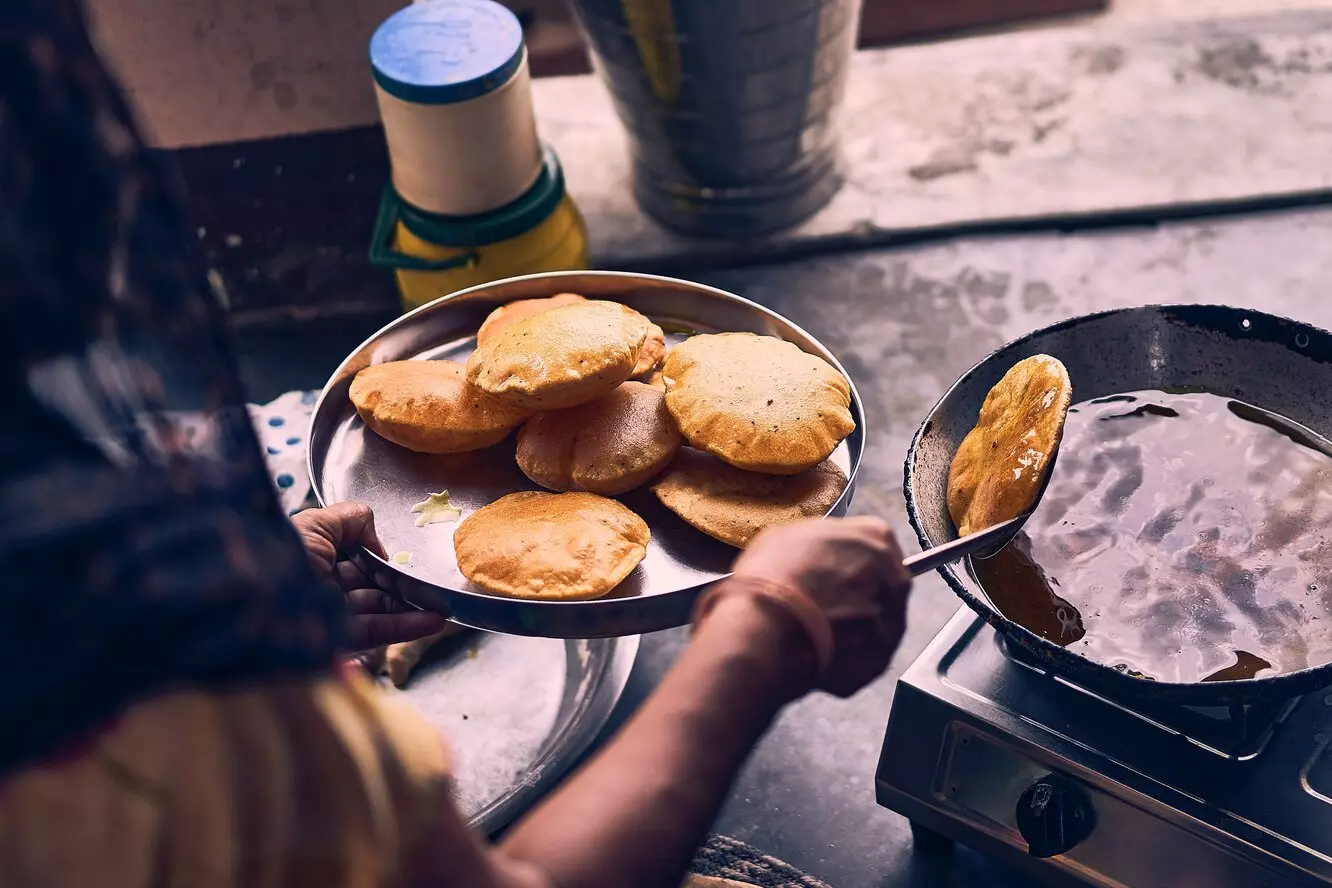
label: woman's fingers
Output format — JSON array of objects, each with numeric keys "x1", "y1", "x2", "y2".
[
  {"x1": 345, "y1": 586, "x2": 404, "y2": 615},
  {"x1": 292, "y1": 501, "x2": 444, "y2": 652},
  {"x1": 335, "y1": 560, "x2": 375, "y2": 594},
  {"x1": 349, "y1": 610, "x2": 450, "y2": 650},
  {"x1": 344, "y1": 587, "x2": 449, "y2": 651},
  {"x1": 291, "y1": 502, "x2": 388, "y2": 568}
]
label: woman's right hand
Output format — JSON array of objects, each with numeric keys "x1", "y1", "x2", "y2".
[
  {"x1": 728, "y1": 516, "x2": 913, "y2": 698},
  {"x1": 497, "y1": 515, "x2": 912, "y2": 888}
]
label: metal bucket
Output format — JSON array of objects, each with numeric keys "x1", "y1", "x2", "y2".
[{"x1": 568, "y1": 0, "x2": 862, "y2": 237}]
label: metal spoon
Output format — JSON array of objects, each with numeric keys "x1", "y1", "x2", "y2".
[
  {"x1": 902, "y1": 513, "x2": 1029, "y2": 577},
  {"x1": 902, "y1": 447, "x2": 1061, "y2": 578}
]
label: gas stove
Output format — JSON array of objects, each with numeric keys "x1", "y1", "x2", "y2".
[{"x1": 876, "y1": 607, "x2": 1332, "y2": 886}]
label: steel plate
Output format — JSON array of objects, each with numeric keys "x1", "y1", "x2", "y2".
[
  {"x1": 387, "y1": 630, "x2": 639, "y2": 836},
  {"x1": 309, "y1": 271, "x2": 864, "y2": 637}
]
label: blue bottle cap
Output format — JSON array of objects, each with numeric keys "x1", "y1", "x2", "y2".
[{"x1": 371, "y1": 0, "x2": 525, "y2": 106}]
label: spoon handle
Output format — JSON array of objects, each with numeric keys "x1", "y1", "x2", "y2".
[{"x1": 902, "y1": 515, "x2": 1026, "y2": 577}]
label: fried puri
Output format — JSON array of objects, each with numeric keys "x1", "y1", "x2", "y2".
[
  {"x1": 516, "y1": 381, "x2": 683, "y2": 495},
  {"x1": 349, "y1": 360, "x2": 530, "y2": 454},
  {"x1": 632, "y1": 319, "x2": 667, "y2": 377},
  {"x1": 454, "y1": 492, "x2": 650, "y2": 600},
  {"x1": 477, "y1": 293, "x2": 665, "y2": 377},
  {"x1": 662, "y1": 333, "x2": 855, "y2": 475},
  {"x1": 947, "y1": 354, "x2": 1072, "y2": 536},
  {"x1": 476, "y1": 292, "x2": 587, "y2": 346},
  {"x1": 466, "y1": 300, "x2": 650, "y2": 410},
  {"x1": 652, "y1": 448, "x2": 848, "y2": 548}
]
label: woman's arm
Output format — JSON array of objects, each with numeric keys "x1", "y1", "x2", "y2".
[
  {"x1": 498, "y1": 591, "x2": 811, "y2": 888},
  {"x1": 410, "y1": 517, "x2": 910, "y2": 888}
]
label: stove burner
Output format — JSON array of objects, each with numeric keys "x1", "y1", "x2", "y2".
[
  {"x1": 877, "y1": 609, "x2": 1332, "y2": 887},
  {"x1": 997, "y1": 635, "x2": 1301, "y2": 760}
]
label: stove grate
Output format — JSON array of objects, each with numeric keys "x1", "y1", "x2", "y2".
[{"x1": 996, "y1": 636, "x2": 1302, "y2": 760}]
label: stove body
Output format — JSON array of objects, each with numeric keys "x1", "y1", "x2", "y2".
[{"x1": 876, "y1": 608, "x2": 1332, "y2": 887}]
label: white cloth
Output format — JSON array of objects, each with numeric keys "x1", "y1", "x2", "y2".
[{"x1": 246, "y1": 390, "x2": 319, "y2": 514}]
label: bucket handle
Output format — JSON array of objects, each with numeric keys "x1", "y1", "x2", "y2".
[{"x1": 369, "y1": 186, "x2": 480, "y2": 272}]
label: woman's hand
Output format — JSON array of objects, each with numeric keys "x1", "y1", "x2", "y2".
[
  {"x1": 290, "y1": 502, "x2": 448, "y2": 651},
  {"x1": 726, "y1": 516, "x2": 912, "y2": 697},
  {"x1": 496, "y1": 516, "x2": 913, "y2": 888}
]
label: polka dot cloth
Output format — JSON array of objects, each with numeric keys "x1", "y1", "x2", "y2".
[
  {"x1": 248, "y1": 390, "x2": 320, "y2": 514},
  {"x1": 172, "y1": 390, "x2": 320, "y2": 514}
]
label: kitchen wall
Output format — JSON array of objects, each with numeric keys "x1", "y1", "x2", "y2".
[
  {"x1": 86, "y1": 0, "x2": 584, "y2": 322},
  {"x1": 87, "y1": 0, "x2": 399, "y2": 148},
  {"x1": 88, "y1": 0, "x2": 1105, "y2": 149}
]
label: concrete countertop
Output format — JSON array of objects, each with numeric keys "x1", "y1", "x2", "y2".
[
  {"x1": 536, "y1": 9, "x2": 1332, "y2": 269},
  {"x1": 234, "y1": 203, "x2": 1332, "y2": 886}
]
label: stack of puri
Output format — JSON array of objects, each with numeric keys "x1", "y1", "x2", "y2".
[
  {"x1": 649, "y1": 332, "x2": 855, "y2": 548},
  {"x1": 348, "y1": 292, "x2": 857, "y2": 605}
]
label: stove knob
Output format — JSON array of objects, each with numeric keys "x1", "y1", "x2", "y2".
[{"x1": 1015, "y1": 773, "x2": 1096, "y2": 858}]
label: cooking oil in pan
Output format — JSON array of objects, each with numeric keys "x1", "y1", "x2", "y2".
[{"x1": 971, "y1": 390, "x2": 1332, "y2": 683}]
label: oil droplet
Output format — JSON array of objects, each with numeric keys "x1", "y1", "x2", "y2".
[
  {"x1": 392, "y1": 551, "x2": 412, "y2": 565},
  {"x1": 411, "y1": 490, "x2": 462, "y2": 527}
]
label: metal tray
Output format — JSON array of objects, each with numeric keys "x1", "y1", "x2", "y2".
[
  {"x1": 308, "y1": 271, "x2": 865, "y2": 637},
  {"x1": 387, "y1": 630, "x2": 639, "y2": 836}
]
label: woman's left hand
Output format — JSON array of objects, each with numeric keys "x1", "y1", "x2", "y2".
[{"x1": 291, "y1": 502, "x2": 448, "y2": 651}]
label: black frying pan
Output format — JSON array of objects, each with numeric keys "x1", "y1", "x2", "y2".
[{"x1": 904, "y1": 304, "x2": 1332, "y2": 706}]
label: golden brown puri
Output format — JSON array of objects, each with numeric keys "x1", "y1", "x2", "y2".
[
  {"x1": 453, "y1": 492, "x2": 650, "y2": 600},
  {"x1": 349, "y1": 360, "x2": 531, "y2": 454},
  {"x1": 947, "y1": 353, "x2": 1072, "y2": 537},
  {"x1": 476, "y1": 293, "x2": 665, "y2": 376},
  {"x1": 466, "y1": 300, "x2": 651, "y2": 410},
  {"x1": 640, "y1": 369, "x2": 666, "y2": 392},
  {"x1": 633, "y1": 320, "x2": 667, "y2": 377},
  {"x1": 662, "y1": 332, "x2": 855, "y2": 475},
  {"x1": 516, "y1": 381, "x2": 683, "y2": 495},
  {"x1": 476, "y1": 292, "x2": 587, "y2": 346},
  {"x1": 652, "y1": 448, "x2": 848, "y2": 548}
]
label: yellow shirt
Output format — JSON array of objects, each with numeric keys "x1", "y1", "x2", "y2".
[{"x1": 0, "y1": 668, "x2": 450, "y2": 888}]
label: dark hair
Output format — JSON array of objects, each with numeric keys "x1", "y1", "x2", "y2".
[{"x1": 0, "y1": 0, "x2": 344, "y2": 775}]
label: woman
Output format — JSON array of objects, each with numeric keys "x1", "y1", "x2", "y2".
[{"x1": 0, "y1": 2, "x2": 914, "y2": 886}]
